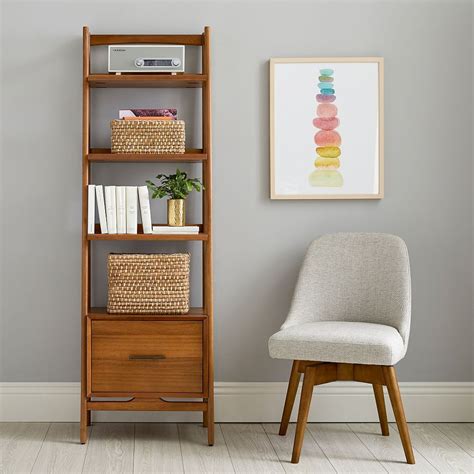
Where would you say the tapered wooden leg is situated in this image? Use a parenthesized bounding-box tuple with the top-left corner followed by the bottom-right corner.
(372, 384, 389, 436)
(207, 395, 214, 446)
(291, 366, 316, 464)
(80, 398, 88, 444)
(383, 366, 415, 464)
(203, 409, 208, 428)
(86, 410, 92, 427)
(279, 361, 301, 436)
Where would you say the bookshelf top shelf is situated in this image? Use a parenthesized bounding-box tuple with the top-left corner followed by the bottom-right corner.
(88, 74, 206, 88)
(90, 34, 204, 46)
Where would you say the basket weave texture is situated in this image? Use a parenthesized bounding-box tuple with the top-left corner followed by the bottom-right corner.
(107, 253, 190, 314)
(111, 120, 185, 154)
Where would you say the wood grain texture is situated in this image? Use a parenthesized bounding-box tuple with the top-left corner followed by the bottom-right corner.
(0, 422, 49, 474)
(307, 423, 386, 473)
(373, 384, 389, 436)
(134, 424, 183, 473)
(279, 361, 301, 436)
(91, 320, 203, 394)
(394, 423, 474, 473)
(80, 24, 91, 446)
(434, 423, 474, 457)
(264, 423, 335, 473)
(82, 423, 134, 474)
(221, 423, 284, 473)
(202, 25, 214, 447)
(349, 423, 436, 473)
(383, 366, 415, 464)
(88, 74, 206, 88)
(31, 423, 88, 474)
(292, 366, 316, 463)
(179, 424, 234, 473)
(88, 149, 207, 163)
(90, 34, 203, 46)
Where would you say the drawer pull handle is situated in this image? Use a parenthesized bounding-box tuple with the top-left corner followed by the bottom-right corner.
(129, 354, 166, 361)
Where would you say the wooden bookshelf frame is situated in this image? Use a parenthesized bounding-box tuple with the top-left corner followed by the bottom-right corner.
(81, 27, 214, 445)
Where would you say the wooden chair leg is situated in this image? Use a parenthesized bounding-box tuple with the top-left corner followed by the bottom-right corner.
(291, 365, 316, 464)
(383, 366, 415, 464)
(372, 384, 389, 436)
(279, 361, 301, 436)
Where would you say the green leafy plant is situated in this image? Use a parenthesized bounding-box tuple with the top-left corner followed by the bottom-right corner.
(146, 169, 204, 200)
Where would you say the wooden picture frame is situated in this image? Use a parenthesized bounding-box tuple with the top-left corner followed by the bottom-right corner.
(270, 57, 384, 200)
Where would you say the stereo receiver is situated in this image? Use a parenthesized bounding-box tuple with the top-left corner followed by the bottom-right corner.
(108, 45, 185, 73)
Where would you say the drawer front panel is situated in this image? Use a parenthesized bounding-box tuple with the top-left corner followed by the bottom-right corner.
(91, 320, 203, 394)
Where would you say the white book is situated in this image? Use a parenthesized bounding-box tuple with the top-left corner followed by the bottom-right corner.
(152, 225, 199, 234)
(87, 185, 95, 234)
(95, 185, 108, 234)
(126, 186, 138, 234)
(104, 186, 117, 234)
(138, 186, 153, 234)
(116, 186, 126, 234)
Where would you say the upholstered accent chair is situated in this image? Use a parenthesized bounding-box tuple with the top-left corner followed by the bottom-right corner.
(269, 233, 415, 464)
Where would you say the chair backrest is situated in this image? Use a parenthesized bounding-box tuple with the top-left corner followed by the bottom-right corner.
(282, 233, 411, 345)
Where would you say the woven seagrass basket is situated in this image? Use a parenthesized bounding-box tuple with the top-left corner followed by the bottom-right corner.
(107, 253, 190, 314)
(110, 120, 185, 154)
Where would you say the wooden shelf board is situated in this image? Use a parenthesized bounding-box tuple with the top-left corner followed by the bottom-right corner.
(90, 34, 204, 46)
(88, 148, 207, 162)
(88, 73, 206, 88)
(88, 307, 207, 321)
(88, 224, 207, 241)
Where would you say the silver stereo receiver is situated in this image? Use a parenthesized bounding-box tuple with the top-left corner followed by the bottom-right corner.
(108, 45, 185, 73)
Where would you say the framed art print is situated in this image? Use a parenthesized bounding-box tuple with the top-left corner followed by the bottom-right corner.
(270, 57, 384, 199)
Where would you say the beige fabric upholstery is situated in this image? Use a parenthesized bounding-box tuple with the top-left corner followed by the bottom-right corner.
(269, 233, 411, 365)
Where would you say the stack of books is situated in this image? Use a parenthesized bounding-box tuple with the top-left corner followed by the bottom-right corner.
(88, 185, 152, 234)
(152, 226, 200, 235)
(119, 108, 177, 120)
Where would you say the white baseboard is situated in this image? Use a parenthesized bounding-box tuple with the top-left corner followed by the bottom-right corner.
(0, 382, 472, 423)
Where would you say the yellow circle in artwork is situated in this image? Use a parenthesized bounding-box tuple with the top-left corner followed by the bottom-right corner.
(309, 170, 344, 187)
(316, 146, 341, 158)
(314, 157, 340, 169)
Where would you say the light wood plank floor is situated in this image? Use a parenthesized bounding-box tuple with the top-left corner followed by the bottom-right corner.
(0, 423, 472, 473)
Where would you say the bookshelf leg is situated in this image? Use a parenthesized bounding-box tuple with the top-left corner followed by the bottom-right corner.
(80, 398, 89, 444)
(207, 399, 214, 446)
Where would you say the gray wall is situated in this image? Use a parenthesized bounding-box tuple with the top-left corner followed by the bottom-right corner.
(1, 0, 472, 383)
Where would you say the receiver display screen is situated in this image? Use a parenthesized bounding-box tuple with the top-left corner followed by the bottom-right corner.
(143, 59, 172, 67)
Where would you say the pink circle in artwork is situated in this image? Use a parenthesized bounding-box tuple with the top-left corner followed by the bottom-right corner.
(313, 117, 340, 131)
(314, 130, 341, 146)
(317, 103, 338, 118)
(316, 94, 336, 103)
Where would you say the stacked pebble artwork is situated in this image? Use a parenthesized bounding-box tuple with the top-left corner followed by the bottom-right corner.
(309, 68, 344, 187)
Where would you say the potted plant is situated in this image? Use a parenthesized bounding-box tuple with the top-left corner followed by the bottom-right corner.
(146, 169, 204, 226)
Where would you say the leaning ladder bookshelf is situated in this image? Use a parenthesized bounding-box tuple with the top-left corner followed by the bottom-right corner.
(81, 27, 214, 445)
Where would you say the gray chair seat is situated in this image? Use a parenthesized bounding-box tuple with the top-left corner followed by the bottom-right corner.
(269, 321, 405, 366)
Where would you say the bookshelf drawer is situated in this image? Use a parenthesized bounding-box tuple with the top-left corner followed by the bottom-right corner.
(90, 320, 203, 394)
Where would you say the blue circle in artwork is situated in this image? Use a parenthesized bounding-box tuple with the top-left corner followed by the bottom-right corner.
(320, 68, 334, 76)
(318, 83, 335, 89)
(320, 88, 335, 95)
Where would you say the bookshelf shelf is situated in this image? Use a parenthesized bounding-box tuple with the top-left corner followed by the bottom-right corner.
(88, 148, 207, 162)
(81, 27, 214, 446)
(88, 73, 207, 88)
(89, 224, 206, 240)
(88, 307, 207, 321)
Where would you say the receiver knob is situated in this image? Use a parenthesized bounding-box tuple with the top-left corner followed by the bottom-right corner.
(135, 58, 145, 67)
(172, 58, 181, 67)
